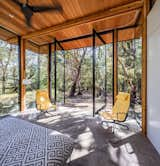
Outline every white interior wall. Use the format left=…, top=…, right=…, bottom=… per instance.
left=147, top=0, right=160, bottom=154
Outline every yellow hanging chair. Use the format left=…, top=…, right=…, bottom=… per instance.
left=36, top=90, right=56, bottom=112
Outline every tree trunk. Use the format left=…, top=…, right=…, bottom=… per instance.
left=69, top=49, right=86, bottom=97
left=69, top=82, right=77, bottom=97
left=77, top=80, right=82, bottom=95
left=2, top=75, right=5, bottom=94
left=69, top=65, right=83, bottom=97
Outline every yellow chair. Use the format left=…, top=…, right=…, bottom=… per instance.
left=36, top=90, right=56, bottom=112
left=99, top=92, right=130, bottom=130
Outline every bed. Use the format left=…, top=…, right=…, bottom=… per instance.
left=0, top=116, right=74, bottom=166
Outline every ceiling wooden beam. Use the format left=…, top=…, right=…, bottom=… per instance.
left=7, top=37, right=17, bottom=44
left=22, top=0, right=143, bottom=39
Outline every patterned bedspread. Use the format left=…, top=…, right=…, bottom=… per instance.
left=0, top=116, right=74, bottom=166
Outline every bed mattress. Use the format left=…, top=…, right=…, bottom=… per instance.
left=0, top=116, right=74, bottom=166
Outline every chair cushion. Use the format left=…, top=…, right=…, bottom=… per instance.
left=99, top=111, right=113, bottom=120
left=116, top=92, right=130, bottom=101
left=36, top=90, right=54, bottom=111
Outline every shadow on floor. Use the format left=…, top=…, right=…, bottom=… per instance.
left=16, top=109, right=160, bottom=166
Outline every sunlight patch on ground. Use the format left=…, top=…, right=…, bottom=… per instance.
left=108, top=142, right=139, bottom=166
left=71, top=127, right=95, bottom=160
left=37, top=115, right=62, bottom=124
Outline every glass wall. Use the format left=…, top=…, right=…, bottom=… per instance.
left=65, top=48, right=93, bottom=103
left=94, top=34, right=106, bottom=112
left=25, top=50, right=39, bottom=109
left=65, top=50, right=73, bottom=99
left=25, top=48, right=49, bottom=109
left=80, top=48, right=92, bottom=102
left=95, top=44, right=106, bottom=112
left=63, top=47, right=93, bottom=113
left=49, top=36, right=114, bottom=115
left=0, top=40, right=19, bottom=115
left=118, top=38, right=142, bottom=125
left=51, top=44, right=65, bottom=104
left=56, top=50, right=65, bottom=104
left=106, top=43, right=113, bottom=110
left=39, top=53, right=48, bottom=90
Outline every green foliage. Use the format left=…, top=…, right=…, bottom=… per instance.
left=0, top=40, right=19, bottom=114
left=0, top=38, right=142, bottom=112
left=118, top=39, right=142, bottom=99
left=0, top=40, right=19, bottom=94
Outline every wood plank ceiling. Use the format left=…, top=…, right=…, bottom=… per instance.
left=0, top=0, right=143, bottom=52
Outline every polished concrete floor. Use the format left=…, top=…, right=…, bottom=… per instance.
left=14, top=104, right=160, bottom=166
